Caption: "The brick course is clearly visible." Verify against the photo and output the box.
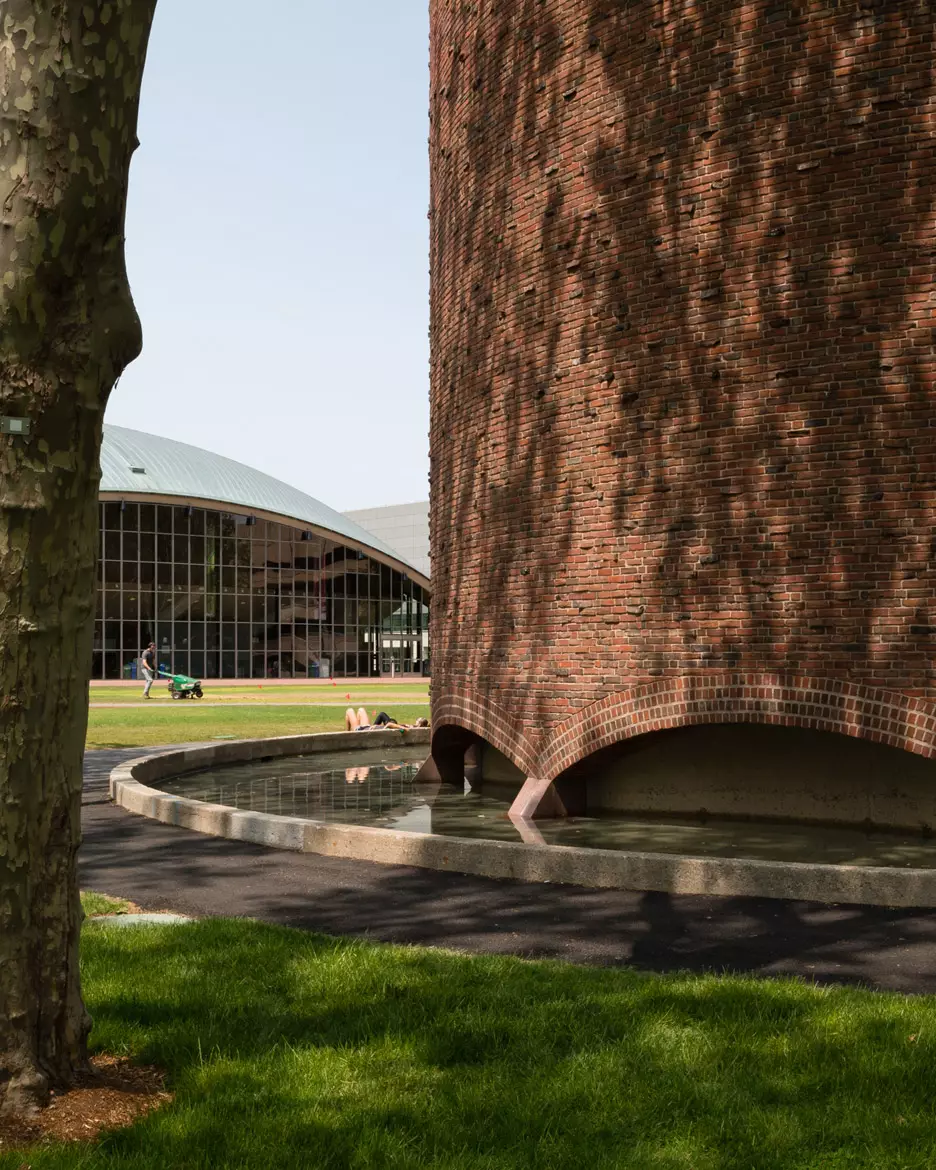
[428,0,936,783]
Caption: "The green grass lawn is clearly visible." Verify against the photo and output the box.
[6,917,936,1168]
[80,891,135,917]
[85,704,431,748]
[90,683,430,706]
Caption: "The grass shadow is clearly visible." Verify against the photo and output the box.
[9,917,936,1168]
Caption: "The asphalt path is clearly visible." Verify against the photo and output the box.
[81,748,936,995]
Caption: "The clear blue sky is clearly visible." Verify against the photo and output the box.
[108,0,430,511]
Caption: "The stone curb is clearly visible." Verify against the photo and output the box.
[86,913,195,927]
[109,733,936,908]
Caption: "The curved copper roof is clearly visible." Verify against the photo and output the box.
[100,425,429,586]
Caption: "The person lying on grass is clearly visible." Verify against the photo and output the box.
[344,707,429,732]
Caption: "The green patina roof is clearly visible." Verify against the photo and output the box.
[100,425,429,586]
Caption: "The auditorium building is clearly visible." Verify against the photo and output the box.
[94,425,430,681]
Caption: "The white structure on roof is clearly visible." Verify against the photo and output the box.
[343,501,430,579]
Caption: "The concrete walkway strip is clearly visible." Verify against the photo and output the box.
[91,698,430,709]
[87,913,194,927]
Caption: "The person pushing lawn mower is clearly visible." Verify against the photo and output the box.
[140,642,156,699]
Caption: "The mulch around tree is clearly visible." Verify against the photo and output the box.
[0,1055,170,1153]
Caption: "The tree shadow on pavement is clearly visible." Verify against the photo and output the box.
[82,750,936,996]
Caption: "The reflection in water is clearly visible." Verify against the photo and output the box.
[163,749,427,827]
[162,747,936,869]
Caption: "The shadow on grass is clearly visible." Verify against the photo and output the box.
[11,917,932,1169]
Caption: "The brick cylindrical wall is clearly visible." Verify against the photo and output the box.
[428,0,936,783]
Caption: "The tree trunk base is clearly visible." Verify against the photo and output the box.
[0,1053,169,1144]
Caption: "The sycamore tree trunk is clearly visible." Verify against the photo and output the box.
[0,0,156,1116]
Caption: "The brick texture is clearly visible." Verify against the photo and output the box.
[428,0,936,780]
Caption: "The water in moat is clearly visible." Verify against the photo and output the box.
[160,745,936,869]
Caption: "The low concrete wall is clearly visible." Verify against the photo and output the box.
[577,724,936,832]
[109,731,936,909]
[110,729,431,794]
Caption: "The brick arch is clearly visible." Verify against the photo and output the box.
[431,690,539,778]
[537,674,936,781]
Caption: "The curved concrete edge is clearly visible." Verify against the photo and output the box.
[108,728,432,800]
[109,732,936,908]
[295,824,936,907]
[109,729,432,852]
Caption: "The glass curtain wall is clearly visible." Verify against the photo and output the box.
[92,502,429,680]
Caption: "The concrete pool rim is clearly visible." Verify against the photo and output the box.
[108,732,936,909]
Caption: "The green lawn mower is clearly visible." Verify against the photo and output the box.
[159,669,204,700]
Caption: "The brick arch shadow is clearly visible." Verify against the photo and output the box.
[431,690,540,778]
[538,674,936,783]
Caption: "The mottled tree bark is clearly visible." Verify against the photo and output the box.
[0,0,156,1116]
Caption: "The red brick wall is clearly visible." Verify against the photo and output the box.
[428,0,936,779]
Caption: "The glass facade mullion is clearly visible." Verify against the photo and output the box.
[93,503,426,681]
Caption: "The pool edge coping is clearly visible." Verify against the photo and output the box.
[109,734,936,908]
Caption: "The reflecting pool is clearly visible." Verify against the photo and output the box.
[160,747,936,869]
